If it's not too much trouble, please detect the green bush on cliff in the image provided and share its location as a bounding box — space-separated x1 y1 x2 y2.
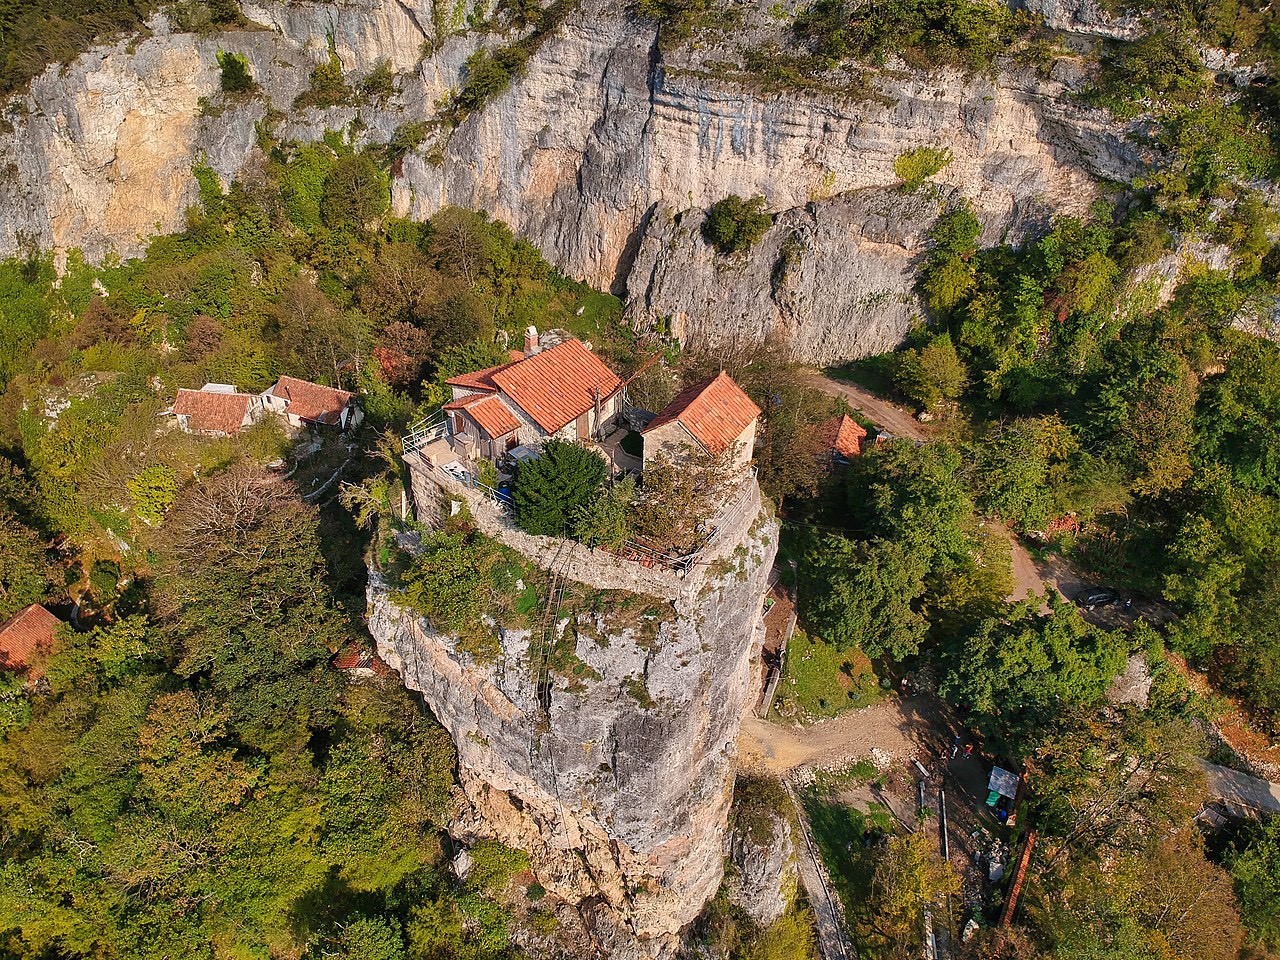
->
703 195 772 255
794 0 1030 73
893 146 953 192
216 49 254 93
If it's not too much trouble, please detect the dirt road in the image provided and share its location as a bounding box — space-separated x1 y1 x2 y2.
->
804 371 930 441
740 697 939 776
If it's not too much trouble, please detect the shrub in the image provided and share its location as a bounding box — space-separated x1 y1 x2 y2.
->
631 447 729 550
295 53 351 110
702 195 772 255
128 464 178 524
512 440 606 537
894 333 967 409
465 839 530 892
216 50 255 94
89 559 121 598
321 152 390 229
360 59 396 100
395 531 496 634
795 0 1029 73
894 146 953 192
573 477 635 549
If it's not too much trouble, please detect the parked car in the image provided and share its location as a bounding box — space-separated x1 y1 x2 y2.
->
1075 587 1119 609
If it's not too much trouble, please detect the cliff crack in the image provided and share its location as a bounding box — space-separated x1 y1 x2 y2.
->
388 0 430 40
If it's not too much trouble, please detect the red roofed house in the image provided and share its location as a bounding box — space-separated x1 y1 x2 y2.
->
0 604 62 682
814 413 868 464
261 375 363 432
172 384 263 436
642 371 761 475
441 327 623 461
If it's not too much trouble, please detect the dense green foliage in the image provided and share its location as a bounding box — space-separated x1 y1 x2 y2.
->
703 195 773 255
512 439 607 536
799 439 1012 661
793 0 1032 73
893 146 953 191
909 195 1280 725
216 49 253 92
0 467 490 958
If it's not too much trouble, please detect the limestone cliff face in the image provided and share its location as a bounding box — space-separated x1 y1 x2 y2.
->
366 476 778 956
1 0 1144 361
626 187 945 365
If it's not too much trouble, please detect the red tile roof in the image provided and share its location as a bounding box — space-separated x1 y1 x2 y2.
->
270 376 353 426
173 388 254 435
644 372 761 455
490 340 622 434
0 604 61 679
333 643 391 676
815 414 868 460
444 359 521 392
444 394 522 437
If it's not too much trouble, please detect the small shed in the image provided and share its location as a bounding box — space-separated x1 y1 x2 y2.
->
0 604 62 682
988 766 1019 801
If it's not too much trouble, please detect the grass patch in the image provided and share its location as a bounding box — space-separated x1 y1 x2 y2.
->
774 629 881 721
812 757 880 792
802 789 894 918
824 353 898 398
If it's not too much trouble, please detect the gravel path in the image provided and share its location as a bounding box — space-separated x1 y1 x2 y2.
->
805 371 931 441
739 698 936 776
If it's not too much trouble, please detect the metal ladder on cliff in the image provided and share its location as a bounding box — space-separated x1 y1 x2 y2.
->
531 540 573 718
525 540 574 799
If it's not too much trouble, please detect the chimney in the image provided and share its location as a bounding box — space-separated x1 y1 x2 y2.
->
524 325 539 357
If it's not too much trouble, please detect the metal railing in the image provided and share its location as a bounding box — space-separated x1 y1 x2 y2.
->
403 410 448 455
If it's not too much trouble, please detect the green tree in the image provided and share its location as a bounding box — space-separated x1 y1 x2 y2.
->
940 601 1127 750
862 832 960 957
631 446 730 551
894 332 967 410
328 917 407 960
573 477 635 549
1230 815 1280 951
128 464 178 524
972 416 1076 532
803 535 928 659
216 50 254 93
1047 829 1242 960
703 195 772 255
0 508 51 620
323 152 390 229
894 146 953 192
1030 711 1205 862
512 440 606 537
154 468 344 748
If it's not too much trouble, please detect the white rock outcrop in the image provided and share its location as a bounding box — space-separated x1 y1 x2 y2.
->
368 473 778 957
0 0 1146 361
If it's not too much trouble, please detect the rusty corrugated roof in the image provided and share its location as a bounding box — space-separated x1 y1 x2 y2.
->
172 388 254 435
643 372 761 455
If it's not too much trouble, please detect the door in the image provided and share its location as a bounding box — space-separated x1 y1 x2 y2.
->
576 413 590 441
